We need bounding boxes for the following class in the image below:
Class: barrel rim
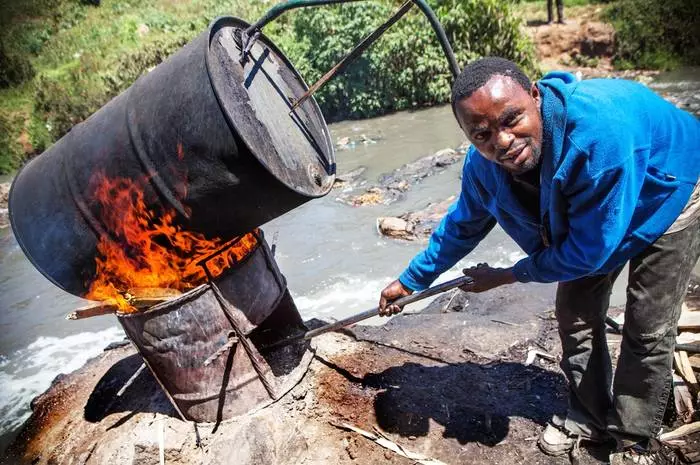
[8,157,71,293]
[205,16,336,199]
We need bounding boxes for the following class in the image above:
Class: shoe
[537,421,607,457]
[609,442,679,465]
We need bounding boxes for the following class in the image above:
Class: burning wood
[84,170,259,313]
[67,287,184,320]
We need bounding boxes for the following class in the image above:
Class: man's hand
[460,263,517,293]
[378,279,414,316]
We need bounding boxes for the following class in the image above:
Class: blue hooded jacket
[400,72,700,290]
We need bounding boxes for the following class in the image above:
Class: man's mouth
[499,143,527,164]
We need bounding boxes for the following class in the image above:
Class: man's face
[455,75,543,175]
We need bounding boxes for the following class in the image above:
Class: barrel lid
[206,17,335,197]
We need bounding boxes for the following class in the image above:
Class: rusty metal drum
[117,239,312,422]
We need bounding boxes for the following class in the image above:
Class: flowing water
[1,69,697,452]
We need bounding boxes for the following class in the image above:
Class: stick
[524,348,557,366]
[674,351,700,395]
[660,421,700,442]
[331,422,449,465]
[605,316,622,333]
[158,417,165,465]
[672,373,695,422]
[117,363,146,397]
[66,302,119,320]
[66,288,182,320]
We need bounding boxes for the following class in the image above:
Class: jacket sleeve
[513,152,641,283]
[399,155,497,291]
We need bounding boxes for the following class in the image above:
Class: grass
[0,0,270,175]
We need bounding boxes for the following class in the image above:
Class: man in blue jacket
[379,57,700,462]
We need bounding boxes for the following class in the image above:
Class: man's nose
[494,130,514,152]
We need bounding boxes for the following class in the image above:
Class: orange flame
[84,170,258,313]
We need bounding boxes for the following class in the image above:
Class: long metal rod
[289,0,415,112]
[264,274,473,350]
[201,263,279,399]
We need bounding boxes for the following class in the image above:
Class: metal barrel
[9,16,335,297]
[116,238,310,422]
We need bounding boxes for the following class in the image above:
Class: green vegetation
[0,0,537,174]
[288,0,537,121]
[0,0,268,174]
[604,0,699,70]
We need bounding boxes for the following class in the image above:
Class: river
[0,70,697,454]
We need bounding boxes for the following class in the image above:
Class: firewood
[673,373,695,422]
[125,287,182,308]
[660,421,700,441]
[66,301,119,320]
[66,288,182,320]
[678,311,700,330]
[674,351,700,395]
[688,354,700,370]
[677,331,700,345]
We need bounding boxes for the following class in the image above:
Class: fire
[84,170,258,313]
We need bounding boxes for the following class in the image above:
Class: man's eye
[505,115,520,127]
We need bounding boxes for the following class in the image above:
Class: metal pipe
[243,0,460,79]
[263,274,473,350]
[245,0,365,35]
[289,0,415,112]
[202,263,279,399]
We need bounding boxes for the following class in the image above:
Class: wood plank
[673,373,695,422]
[675,351,700,395]
[678,311,700,330]
[689,354,700,370]
[659,421,700,441]
[677,331,700,345]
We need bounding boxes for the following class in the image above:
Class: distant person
[547,0,565,24]
[378,57,700,463]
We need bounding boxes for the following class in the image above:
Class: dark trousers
[555,217,700,447]
[547,0,564,23]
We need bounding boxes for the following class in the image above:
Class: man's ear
[530,83,541,107]
[453,103,466,131]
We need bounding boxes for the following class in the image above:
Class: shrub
[103,35,191,96]
[604,0,699,70]
[276,0,537,121]
[0,43,36,88]
[33,54,108,139]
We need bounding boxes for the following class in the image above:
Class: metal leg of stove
[208,280,280,400]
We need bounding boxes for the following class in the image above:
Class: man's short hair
[451,57,532,111]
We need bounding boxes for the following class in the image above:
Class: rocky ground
[7,277,700,465]
[5,282,629,465]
